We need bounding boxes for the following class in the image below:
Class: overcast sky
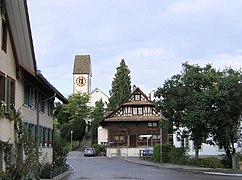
[27,0,242,97]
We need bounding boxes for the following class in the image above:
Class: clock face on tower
[76,76,86,87]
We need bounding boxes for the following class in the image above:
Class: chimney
[133,85,136,92]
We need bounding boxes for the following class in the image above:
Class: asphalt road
[64,151,241,180]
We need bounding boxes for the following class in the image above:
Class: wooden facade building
[99,87,167,156]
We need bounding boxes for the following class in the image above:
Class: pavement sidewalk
[124,157,242,177]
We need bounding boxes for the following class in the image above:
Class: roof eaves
[36,71,68,104]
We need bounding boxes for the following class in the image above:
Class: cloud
[168,0,226,14]
[186,51,242,71]
[27,1,242,98]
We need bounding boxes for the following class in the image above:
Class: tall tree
[208,68,242,168]
[90,100,105,144]
[54,102,71,125]
[156,63,242,167]
[59,92,90,141]
[108,59,131,110]
[155,63,221,159]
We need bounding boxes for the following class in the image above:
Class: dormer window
[134,94,141,101]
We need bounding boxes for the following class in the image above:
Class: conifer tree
[108,59,131,110]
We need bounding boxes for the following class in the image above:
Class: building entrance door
[130,135,136,147]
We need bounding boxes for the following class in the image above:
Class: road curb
[124,157,242,177]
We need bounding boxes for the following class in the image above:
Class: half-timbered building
[99,86,167,157]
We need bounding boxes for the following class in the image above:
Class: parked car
[84,147,96,157]
[142,147,154,157]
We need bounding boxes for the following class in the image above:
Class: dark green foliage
[0,172,12,179]
[40,163,69,179]
[90,100,105,144]
[108,59,131,111]
[40,163,52,179]
[92,144,107,156]
[53,135,69,167]
[151,145,161,162]
[155,62,242,163]
[56,107,71,125]
[54,102,70,125]
[64,93,90,122]
[156,63,220,159]
[188,157,222,168]
[220,155,232,168]
[169,147,188,165]
[60,121,86,141]
[162,143,176,163]
[151,144,188,165]
[56,93,90,142]
[151,143,176,163]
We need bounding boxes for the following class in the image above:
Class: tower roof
[73,55,92,76]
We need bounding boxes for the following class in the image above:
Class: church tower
[73,55,92,94]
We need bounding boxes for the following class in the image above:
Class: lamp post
[160,126,162,163]
[160,110,163,163]
[70,130,73,150]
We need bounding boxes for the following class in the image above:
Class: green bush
[40,163,53,179]
[0,172,12,180]
[189,157,222,168]
[239,154,242,161]
[151,143,178,163]
[162,143,176,163]
[220,155,232,168]
[169,147,188,165]
[151,145,161,162]
[92,144,107,156]
[40,163,69,179]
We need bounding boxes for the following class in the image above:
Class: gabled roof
[89,87,109,99]
[100,87,160,124]
[5,0,37,74]
[73,55,92,76]
[4,0,68,104]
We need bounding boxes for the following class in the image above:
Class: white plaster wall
[0,118,15,144]
[0,32,16,80]
[73,74,90,94]
[0,22,18,172]
[0,26,16,145]
[98,126,108,145]
[107,147,144,157]
[173,132,226,157]
[21,104,53,128]
[88,88,109,107]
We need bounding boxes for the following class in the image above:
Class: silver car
[84,147,96,157]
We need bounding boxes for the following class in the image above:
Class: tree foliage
[108,59,131,111]
[56,93,90,141]
[90,100,105,144]
[54,102,71,125]
[155,62,242,161]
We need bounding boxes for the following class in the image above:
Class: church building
[72,55,109,108]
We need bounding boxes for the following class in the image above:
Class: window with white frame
[181,135,189,148]
[132,107,142,115]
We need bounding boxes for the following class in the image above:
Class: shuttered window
[0,72,4,102]
[4,77,15,112]
[1,19,7,53]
